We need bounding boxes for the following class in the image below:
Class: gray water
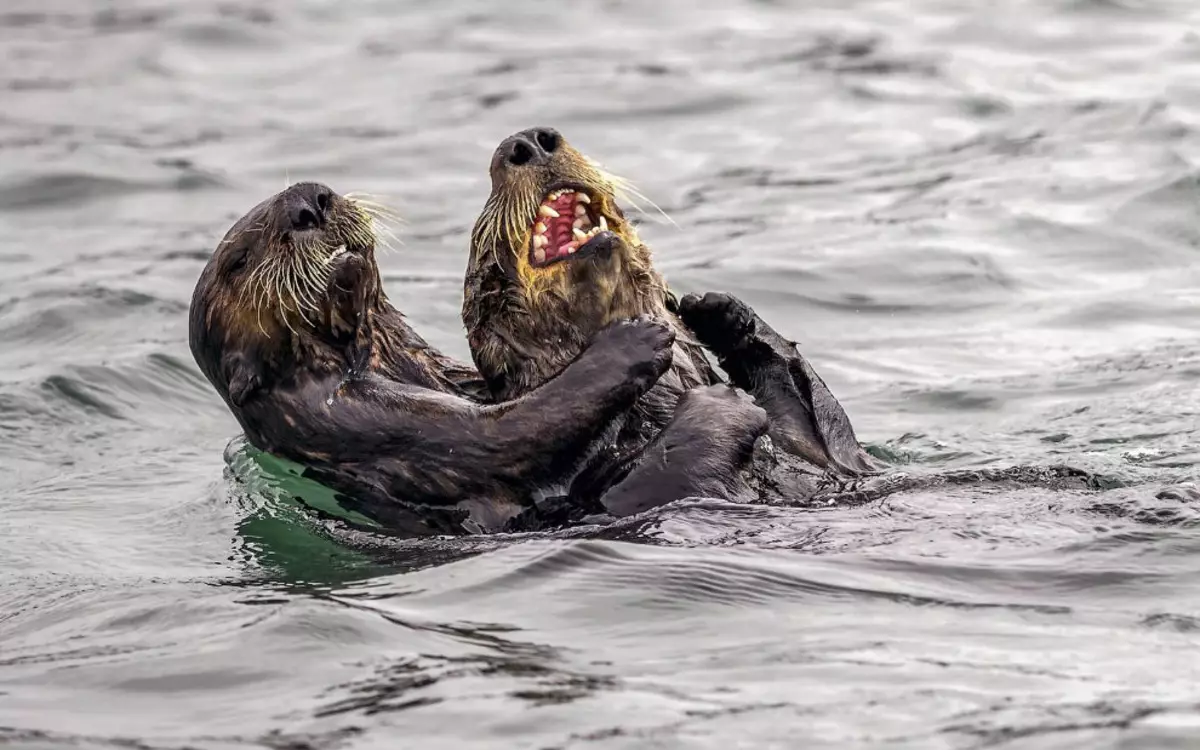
[3,0,1200,747]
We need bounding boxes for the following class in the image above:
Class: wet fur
[464,134,717,452]
[463,131,1118,513]
[190,183,698,534]
[463,129,873,506]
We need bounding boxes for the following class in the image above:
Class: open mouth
[323,238,371,263]
[280,228,371,261]
[528,187,609,267]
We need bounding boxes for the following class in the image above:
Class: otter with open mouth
[464,128,876,510]
[190,182,767,533]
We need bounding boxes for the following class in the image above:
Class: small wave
[399,538,1073,616]
[0,170,225,212]
[39,374,124,421]
[0,284,188,353]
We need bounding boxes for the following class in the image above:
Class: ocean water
[2,0,1200,747]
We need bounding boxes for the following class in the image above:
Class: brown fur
[192,187,482,413]
[463,130,717,447]
[192,182,772,533]
[191,182,704,533]
[463,129,888,487]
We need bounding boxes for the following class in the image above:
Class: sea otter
[463,127,875,500]
[190,182,768,534]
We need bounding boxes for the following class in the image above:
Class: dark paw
[678,291,756,356]
[594,316,676,389]
[327,247,370,292]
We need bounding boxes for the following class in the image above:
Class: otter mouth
[528,186,612,268]
[328,242,366,261]
[281,230,371,264]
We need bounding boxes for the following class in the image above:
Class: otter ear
[222,351,263,407]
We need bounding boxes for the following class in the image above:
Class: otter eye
[535,130,559,153]
[227,245,249,273]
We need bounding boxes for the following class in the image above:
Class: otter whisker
[357,208,396,231]
[371,231,400,257]
[245,256,280,313]
[292,243,335,303]
[336,197,394,256]
[264,262,300,335]
[281,268,318,328]
[241,229,340,334]
[302,246,333,271]
[472,198,508,265]
[293,268,324,301]
[601,168,677,229]
[365,218,400,251]
[344,192,405,221]
[351,202,405,226]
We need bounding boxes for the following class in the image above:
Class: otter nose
[501,127,562,168]
[283,182,335,232]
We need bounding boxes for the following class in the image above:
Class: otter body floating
[463,128,876,506]
[190,183,765,534]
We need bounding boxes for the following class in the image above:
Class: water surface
[2,0,1200,747]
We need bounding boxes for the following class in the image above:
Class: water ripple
[3,0,1200,746]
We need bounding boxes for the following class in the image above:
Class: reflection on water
[1,0,1199,747]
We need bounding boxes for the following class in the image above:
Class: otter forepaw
[594,316,676,391]
[678,291,756,356]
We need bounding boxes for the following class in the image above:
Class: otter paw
[594,316,676,389]
[678,291,756,355]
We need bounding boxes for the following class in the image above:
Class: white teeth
[533,234,548,249]
[567,244,577,254]
[574,204,587,217]
[572,218,585,229]
[534,247,546,264]
[330,244,348,258]
[599,215,608,231]
[538,204,559,218]
[573,227,588,242]
[575,192,590,204]
[534,221,547,235]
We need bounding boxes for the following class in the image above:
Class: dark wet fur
[191,182,755,535]
[463,129,1113,514]
[676,291,877,476]
[465,227,716,448]
[464,129,877,513]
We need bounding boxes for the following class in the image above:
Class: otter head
[469,127,662,315]
[189,182,384,410]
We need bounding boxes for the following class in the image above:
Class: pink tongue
[544,194,578,259]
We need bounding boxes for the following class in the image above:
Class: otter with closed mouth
[464,127,876,512]
[190,182,767,534]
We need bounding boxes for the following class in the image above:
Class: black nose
[500,127,561,168]
[283,182,335,232]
